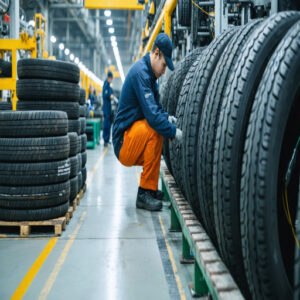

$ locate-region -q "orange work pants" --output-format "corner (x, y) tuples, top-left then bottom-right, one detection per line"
(119, 119), (163, 191)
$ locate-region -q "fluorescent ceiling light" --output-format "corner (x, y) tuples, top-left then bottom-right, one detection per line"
(75, 57), (79, 64)
(104, 10), (111, 17)
(112, 46), (125, 83)
(50, 36), (56, 43)
(108, 27), (114, 34)
(59, 43), (64, 50)
(110, 36), (116, 42)
(111, 41), (117, 47)
(70, 54), (74, 61)
(64, 48), (70, 55)
(106, 19), (113, 26)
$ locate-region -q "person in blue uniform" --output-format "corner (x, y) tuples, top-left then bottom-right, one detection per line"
(112, 33), (182, 211)
(102, 71), (114, 147)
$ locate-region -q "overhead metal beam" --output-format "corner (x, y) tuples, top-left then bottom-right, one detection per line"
(85, 0), (144, 10)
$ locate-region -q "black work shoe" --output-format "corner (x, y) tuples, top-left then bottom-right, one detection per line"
(136, 191), (162, 211)
(104, 142), (108, 147)
(150, 189), (164, 200)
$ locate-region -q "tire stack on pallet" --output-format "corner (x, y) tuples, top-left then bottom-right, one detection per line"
(161, 12), (300, 300)
(16, 58), (83, 209)
(0, 111), (70, 221)
(79, 88), (87, 191)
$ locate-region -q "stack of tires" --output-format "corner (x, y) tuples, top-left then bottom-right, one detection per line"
(0, 111), (70, 221)
(16, 58), (82, 207)
(79, 88), (87, 191)
(162, 12), (300, 300)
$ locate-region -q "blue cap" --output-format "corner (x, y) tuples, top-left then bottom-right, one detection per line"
(154, 33), (174, 71)
(107, 71), (113, 78)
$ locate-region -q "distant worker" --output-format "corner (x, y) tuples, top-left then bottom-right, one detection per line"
(102, 71), (114, 147)
(112, 33), (182, 212)
(88, 85), (96, 106)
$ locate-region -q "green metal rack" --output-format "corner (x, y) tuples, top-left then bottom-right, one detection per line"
(160, 166), (244, 299)
(86, 118), (101, 149)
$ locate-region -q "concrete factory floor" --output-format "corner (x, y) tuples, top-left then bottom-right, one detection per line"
(0, 144), (200, 300)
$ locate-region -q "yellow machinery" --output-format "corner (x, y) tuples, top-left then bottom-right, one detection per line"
(141, 0), (177, 57)
(0, 13), (47, 110)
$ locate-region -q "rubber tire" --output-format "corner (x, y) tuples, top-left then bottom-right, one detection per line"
(77, 153), (82, 171)
(0, 136), (70, 162)
(0, 102), (11, 110)
(79, 88), (86, 105)
(0, 201), (69, 221)
(17, 79), (80, 102)
(79, 118), (86, 134)
(213, 12), (300, 298)
(240, 20), (300, 300)
(68, 132), (79, 156)
(68, 119), (81, 135)
(172, 54), (204, 197)
(0, 110), (68, 137)
(77, 172), (82, 194)
(196, 20), (262, 296)
(17, 58), (79, 83)
(69, 155), (79, 178)
(168, 48), (204, 188)
(77, 135), (82, 153)
(178, 0), (191, 27)
(182, 27), (237, 225)
(82, 167), (87, 188)
(0, 159), (70, 186)
(17, 101), (80, 120)
(79, 105), (86, 117)
(81, 151), (87, 168)
(161, 71), (175, 174)
(69, 176), (78, 201)
(0, 59), (11, 77)
(0, 181), (70, 209)
(81, 134), (87, 152)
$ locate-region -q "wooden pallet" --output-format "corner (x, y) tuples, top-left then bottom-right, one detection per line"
(0, 216), (66, 237)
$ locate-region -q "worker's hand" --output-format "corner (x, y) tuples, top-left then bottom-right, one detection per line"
(168, 115), (177, 125)
(110, 94), (114, 100)
(175, 128), (182, 143)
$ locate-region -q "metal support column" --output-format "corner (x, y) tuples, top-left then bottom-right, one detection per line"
(215, 0), (228, 37)
(181, 233), (194, 263)
(169, 204), (181, 232)
(189, 262), (209, 297)
(271, 0), (278, 14)
(9, 0), (19, 39)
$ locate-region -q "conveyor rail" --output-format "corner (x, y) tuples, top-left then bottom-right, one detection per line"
(160, 166), (244, 299)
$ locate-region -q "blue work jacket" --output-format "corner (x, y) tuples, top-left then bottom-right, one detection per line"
(102, 79), (113, 116)
(112, 52), (176, 159)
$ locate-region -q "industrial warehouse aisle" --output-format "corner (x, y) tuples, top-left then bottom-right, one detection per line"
(0, 144), (195, 300)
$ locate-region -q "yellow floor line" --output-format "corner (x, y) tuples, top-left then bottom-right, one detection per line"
(158, 215), (187, 300)
(10, 238), (58, 300)
(86, 147), (109, 187)
(37, 211), (87, 300)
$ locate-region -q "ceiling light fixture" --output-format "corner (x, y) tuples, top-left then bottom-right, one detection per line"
(106, 19), (113, 26)
(104, 10), (111, 17)
(59, 43), (64, 50)
(111, 41), (117, 47)
(64, 48), (70, 55)
(70, 54), (74, 61)
(50, 36), (56, 43)
(108, 27), (114, 34)
(75, 57), (79, 64)
(110, 36), (116, 42)
(112, 46), (125, 83)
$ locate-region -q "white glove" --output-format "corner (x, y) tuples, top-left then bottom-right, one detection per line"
(175, 128), (182, 143)
(168, 115), (177, 125)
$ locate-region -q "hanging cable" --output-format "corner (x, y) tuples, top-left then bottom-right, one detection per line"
(283, 136), (300, 249)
